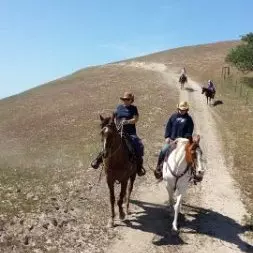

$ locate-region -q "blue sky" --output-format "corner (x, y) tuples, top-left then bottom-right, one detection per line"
(0, 0), (253, 99)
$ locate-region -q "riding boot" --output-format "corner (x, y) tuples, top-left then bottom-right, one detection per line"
(90, 152), (103, 169)
(154, 150), (165, 179)
(136, 156), (146, 176)
(123, 135), (136, 162)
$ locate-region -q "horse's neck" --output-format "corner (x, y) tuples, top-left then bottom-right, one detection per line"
(111, 134), (122, 152)
(168, 141), (188, 173)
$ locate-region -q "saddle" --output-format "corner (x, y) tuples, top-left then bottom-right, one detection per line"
(165, 141), (177, 160)
(207, 88), (215, 98)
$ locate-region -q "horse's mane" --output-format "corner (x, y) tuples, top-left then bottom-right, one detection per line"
(173, 138), (189, 156)
(175, 138), (189, 145)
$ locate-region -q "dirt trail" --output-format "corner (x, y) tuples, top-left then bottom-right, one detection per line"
(105, 62), (253, 253)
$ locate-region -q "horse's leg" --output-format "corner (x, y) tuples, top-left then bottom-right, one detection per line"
(165, 180), (174, 214)
(107, 180), (115, 228)
(118, 181), (127, 220)
(126, 173), (136, 215)
(172, 193), (182, 232)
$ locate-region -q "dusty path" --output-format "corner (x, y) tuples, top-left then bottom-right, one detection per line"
(105, 62), (253, 253)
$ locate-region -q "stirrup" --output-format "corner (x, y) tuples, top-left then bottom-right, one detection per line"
(137, 167), (146, 176)
(90, 159), (101, 169)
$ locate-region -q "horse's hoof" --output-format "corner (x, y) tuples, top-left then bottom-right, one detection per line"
(166, 206), (174, 215)
(171, 227), (179, 235)
(107, 220), (114, 228)
(119, 212), (126, 221)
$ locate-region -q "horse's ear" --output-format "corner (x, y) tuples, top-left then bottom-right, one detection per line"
(193, 134), (200, 144)
(99, 114), (104, 122)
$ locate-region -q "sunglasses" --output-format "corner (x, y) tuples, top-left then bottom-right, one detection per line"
(122, 98), (131, 101)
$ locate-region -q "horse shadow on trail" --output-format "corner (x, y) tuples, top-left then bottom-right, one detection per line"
(123, 199), (186, 246)
(184, 87), (196, 92)
(212, 100), (223, 107)
(123, 200), (253, 252)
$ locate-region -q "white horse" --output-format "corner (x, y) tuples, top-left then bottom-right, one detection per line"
(162, 136), (205, 232)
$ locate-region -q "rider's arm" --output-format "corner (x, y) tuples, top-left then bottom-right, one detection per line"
(124, 105), (139, 125)
(184, 116), (194, 139)
(126, 114), (139, 124)
(164, 116), (173, 139)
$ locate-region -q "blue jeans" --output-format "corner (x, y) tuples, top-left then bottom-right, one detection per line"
(161, 143), (170, 157)
(129, 135), (144, 157)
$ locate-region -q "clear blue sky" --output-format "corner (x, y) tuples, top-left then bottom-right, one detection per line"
(1, 0), (252, 99)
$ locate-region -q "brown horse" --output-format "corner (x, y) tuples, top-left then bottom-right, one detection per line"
(99, 113), (137, 227)
(179, 74), (188, 89)
(201, 87), (215, 105)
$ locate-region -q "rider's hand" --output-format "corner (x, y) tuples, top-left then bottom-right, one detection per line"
(121, 119), (129, 125)
(165, 138), (172, 144)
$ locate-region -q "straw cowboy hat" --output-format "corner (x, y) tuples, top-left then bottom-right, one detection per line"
(120, 91), (134, 102)
(177, 101), (189, 110)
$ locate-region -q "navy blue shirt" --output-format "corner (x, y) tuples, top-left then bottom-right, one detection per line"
(164, 112), (194, 140)
(115, 104), (139, 135)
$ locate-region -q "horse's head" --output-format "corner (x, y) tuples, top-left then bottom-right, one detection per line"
(185, 135), (205, 181)
(99, 113), (118, 158)
(201, 87), (206, 94)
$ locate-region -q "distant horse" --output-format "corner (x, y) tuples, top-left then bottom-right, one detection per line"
(162, 136), (205, 232)
(179, 74), (188, 89)
(201, 87), (215, 105)
(99, 113), (138, 227)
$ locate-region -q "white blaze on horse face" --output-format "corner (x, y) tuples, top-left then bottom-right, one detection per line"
(102, 127), (109, 151)
(103, 127), (109, 134)
(196, 149), (205, 176)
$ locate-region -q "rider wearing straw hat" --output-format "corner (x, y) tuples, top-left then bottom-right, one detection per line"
(154, 101), (194, 179)
(90, 91), (146, 176)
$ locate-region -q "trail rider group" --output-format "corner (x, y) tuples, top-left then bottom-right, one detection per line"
(90, 68), (215, 181)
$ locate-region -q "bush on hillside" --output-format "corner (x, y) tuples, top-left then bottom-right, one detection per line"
(225, 32), (253, 73)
